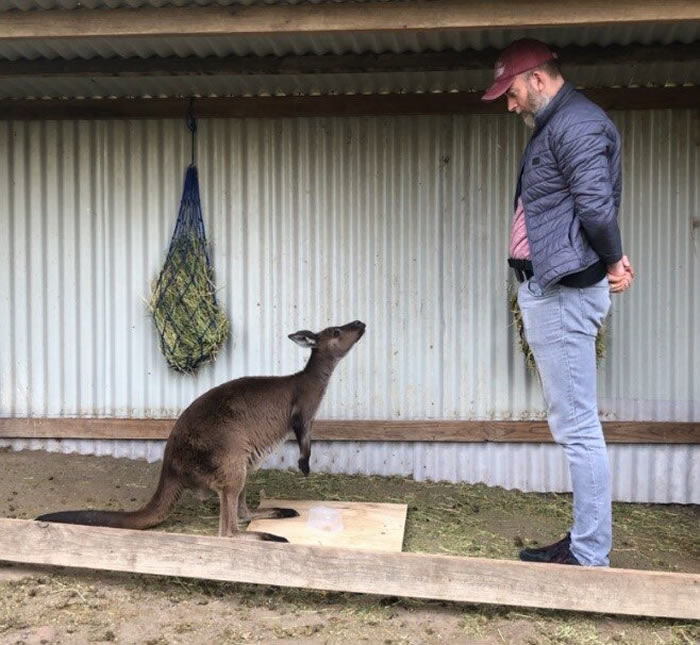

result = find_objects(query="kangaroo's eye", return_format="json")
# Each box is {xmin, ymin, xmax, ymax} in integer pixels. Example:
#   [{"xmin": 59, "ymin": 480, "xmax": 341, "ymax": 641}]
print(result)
[{"xmin": 333, "ymin": 329, "xmax": 341, "ymax": 338}]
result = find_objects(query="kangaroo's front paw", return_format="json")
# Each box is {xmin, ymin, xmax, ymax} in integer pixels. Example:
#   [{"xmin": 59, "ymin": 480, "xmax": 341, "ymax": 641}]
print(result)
[{"xmin": 298, "ymin": 457, "xmax": 310, "ymax": 476}]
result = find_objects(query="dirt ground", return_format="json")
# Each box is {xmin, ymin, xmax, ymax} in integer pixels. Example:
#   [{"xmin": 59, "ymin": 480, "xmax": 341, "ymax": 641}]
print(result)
[{"xmin": 0, "ymin": 449, "xmax": 698, "ymax": 645}]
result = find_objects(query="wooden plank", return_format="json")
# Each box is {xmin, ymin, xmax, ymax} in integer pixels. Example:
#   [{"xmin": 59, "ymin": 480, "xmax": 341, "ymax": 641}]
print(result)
[
  {"xmin": 2, "ymin": 42, "xmax": 697, "ymax": 79},
  {"xmin": 0, "ymin": 94, "xmax": 490, "ymax": 120},
  {"xmin": 0, "ymin": 51, "xmax": 484, "ymax": 78},
  {"xmin": 0, "ymin": 94, "xmax": 503, "ymax": 121},
  {"xmin": 248, "ymin": 500, "xmax": 407, "ymax": 552},
  {"xmin": 317, "ymin": 420, "xmax": 700, "ymax": 444},
  {"xmin": 0, "ymin": 519, "xmax": 697, "ymax": 619},
  {"xmin": 320, "ymin": 420, "xmax": 556, "ymax": 442},
  {"xmin": 1, "ymin": 87, "xmax": 698, "ymax": 121},
  {"xmin": 2, "ymin": 2, "xmax": 700, "ymax": 41},
  {"xmin": 0, "ymin": 51, "xmax": 501, "ymax": 79},
  {"xmin": 0, "ymin": 417, "xmax": 698, "ymax": 443},
  {"xmin": 0, "ymin": 417, "xmax": 175, "ymax": 441},
  {"xmin": 585, "ymin": 86, "xmax": 700, "ymax": 112}
]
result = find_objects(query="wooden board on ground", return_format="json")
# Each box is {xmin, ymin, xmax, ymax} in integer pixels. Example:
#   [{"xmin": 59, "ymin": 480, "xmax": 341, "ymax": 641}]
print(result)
[
  {"xmin": 0, "ymin": 519, "xmax": 698, "ymax": 620},
  {"xmin": 248, "ymin": 500, "xmax": 407, "ymax": 552}
]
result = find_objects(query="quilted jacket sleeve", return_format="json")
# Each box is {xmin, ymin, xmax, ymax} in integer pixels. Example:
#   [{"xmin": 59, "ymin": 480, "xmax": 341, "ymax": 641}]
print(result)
[{"xmin": 552, "ymin": 118, "xmax": 623, "ymax": 265}]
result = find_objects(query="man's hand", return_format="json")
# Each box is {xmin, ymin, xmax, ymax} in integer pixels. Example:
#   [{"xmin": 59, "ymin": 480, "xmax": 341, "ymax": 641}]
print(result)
[{"xmin": 607, "ymin": 255, "xmax": 634, "ymax": 293}]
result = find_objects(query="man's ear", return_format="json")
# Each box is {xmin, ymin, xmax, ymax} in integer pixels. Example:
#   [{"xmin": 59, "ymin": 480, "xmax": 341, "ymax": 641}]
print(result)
[{"xmin": 529, "ymin": 70, "xmax": 547, "ymax": 92}]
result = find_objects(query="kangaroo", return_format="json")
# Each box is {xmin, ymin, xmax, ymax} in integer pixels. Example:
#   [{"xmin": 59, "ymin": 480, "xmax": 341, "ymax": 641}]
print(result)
[{"xmin": 36, "ymin": 320, "xmax": 366, "ymax": 542}]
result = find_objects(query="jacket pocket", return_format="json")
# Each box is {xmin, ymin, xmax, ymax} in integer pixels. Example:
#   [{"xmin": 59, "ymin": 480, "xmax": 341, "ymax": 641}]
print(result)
[{"xmin": 568, "ymin": 215, "xmax": 585, "ymax": 261}]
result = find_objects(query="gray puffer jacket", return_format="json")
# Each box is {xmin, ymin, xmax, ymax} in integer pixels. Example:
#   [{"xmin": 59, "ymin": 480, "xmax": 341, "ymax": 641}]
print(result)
[{"xmin": 517, "ymin": 82, "xmax": 623, "ymax": 288}]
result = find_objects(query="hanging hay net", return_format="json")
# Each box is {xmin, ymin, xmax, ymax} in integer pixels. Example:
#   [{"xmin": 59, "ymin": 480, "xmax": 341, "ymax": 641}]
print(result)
[
  {"xmin": 149, "ymin": 165, "xmax": 230, "ymax": 374},
  {"xmin": 508, "ymin": 286, "xmax": 607, "ymax": 374}
]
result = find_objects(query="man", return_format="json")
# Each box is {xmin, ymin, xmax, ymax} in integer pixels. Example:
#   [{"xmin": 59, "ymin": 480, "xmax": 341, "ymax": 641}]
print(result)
[{"xmin": 482, "ymin": 39, "xmax": 634, "ymax": 567}]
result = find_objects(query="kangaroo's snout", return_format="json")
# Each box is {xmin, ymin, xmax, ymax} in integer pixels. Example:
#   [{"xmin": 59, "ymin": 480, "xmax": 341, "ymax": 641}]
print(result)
[
  {"xmin": 336, "ymin": 320, "xmax": 366, "ymax": 354},
  {"xmin": 340, "ymin": 320, "xmax": 366, "ymax": 340}
]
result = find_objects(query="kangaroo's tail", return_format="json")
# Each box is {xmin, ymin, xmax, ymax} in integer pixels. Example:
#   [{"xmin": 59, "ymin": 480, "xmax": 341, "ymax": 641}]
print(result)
[{"xmin": 36, "ymin": 465, "xmax": 183, "ymax": 530}]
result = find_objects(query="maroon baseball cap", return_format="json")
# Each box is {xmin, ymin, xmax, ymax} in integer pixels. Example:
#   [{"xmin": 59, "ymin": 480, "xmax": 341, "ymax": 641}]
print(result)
[{"xmin": 481, "ymin": 39, "xmax": 557, "ymax": 102}]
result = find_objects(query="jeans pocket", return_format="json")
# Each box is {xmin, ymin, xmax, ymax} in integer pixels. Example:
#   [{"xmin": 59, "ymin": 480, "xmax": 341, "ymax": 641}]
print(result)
[
  {"xmin": 526, "ymin": 278, "xmax": 542, "ymax": 297},
  {"xmin": 580, "ymin": 282, "xmax": 612, "ymax": 334},
  {"xmin": 526, "ymin": 278, "xmax": 556, "ymax": 299}
]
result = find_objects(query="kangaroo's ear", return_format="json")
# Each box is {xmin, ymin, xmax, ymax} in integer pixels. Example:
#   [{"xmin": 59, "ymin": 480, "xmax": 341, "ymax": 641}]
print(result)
[{"xmin": 288, "ymin": 331, "xmax": 319, "ymax": 348}]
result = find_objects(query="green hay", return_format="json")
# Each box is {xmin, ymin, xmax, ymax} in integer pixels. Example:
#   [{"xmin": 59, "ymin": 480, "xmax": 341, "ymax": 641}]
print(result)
[
  {"xmin": 509, "ymin": 287, "xmax": 607, "ymax": 374},
  {"xmin": 149, "ymin": 234, "xmax": 229, "ymax": 374}
]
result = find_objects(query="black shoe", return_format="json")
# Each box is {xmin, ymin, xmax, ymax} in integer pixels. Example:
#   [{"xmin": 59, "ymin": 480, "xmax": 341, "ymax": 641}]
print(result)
[
  {"xmin": 551, "ymin": 548, "xmax": 581, "ymax": 565},
  {"xmin": 519, "ymin": 533, "xmax": 573, "ymax": 563}
]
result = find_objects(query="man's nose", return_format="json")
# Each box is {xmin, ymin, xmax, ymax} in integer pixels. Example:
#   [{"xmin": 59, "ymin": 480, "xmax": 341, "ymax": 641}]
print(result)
[{"xmin": 506, "ymin": 96, "xmax": 517, "ymax": 112}]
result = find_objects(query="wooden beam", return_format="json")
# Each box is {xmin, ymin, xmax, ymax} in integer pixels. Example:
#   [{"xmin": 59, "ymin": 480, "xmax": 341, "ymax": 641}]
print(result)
[
  {"xmin": 1, "ymin": 86, "xmax": 698, "ymax": 120},
  {"xmin": 584, "ymin": 86, "xmax": 700, "ymax": 111},
  {"xmin": 0, "ymin": 51, "xmax": 499, "ymax": 79},
  {"xmin": 0, "ymin": 93, "xmax": 496, "ymax": 121},
  {"xmin": 1, "ymin": 417, "xmax": 697, "ymax": 444},
  {"xmin": 1, "ymin": 42, "xmax": 697, "ymax": 79},
  {"xmin": 2, "ymin": 2, "xmax": 700, "ymax": 41},
  {"xmin": 315, "ymin": 420, "xmax": 700, "ymax": 444},
  {"xmin": 0, "ymin": 519, "xmax": 697, "ymax": 619},
  {"xmin": 0, "ymin": 417, "xmax": 175, "ymax": 441}
]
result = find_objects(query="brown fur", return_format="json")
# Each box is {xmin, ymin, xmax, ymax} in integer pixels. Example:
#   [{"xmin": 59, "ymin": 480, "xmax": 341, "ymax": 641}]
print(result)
[{"xmin": 36, "ymin": 320, "xmax": 366, "ymax": 542}]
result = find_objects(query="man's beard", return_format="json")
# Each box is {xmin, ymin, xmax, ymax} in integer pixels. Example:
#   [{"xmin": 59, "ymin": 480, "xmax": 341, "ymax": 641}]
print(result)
[{"xmin": 521, "ymin": 88, "xmax": 550, "ymax": 129}]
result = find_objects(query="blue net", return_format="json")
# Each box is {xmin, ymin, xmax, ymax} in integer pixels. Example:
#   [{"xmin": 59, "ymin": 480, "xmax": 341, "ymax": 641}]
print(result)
[{"xmin": 149, "ymin": 164, "xmax": 230, "ymax": 373}]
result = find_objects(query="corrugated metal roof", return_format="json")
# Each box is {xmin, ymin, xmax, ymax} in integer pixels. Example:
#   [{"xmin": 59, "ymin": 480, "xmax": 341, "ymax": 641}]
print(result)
[
  {"xmin": 1, "ymin": 2, "xmax": 698, "ymax": 100},
  {"xmin": 1, "ymin": 19, "xmax": 698, "ymax": 99},
  {"xmin": 2, "ymin": 24, "xmax": 699, "ymax": 61}
]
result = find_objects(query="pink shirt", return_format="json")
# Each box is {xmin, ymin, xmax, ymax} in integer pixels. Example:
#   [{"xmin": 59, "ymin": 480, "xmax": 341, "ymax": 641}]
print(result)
[{"xmin": 509, "ymin": 197, "xmax": 531, "ymax": 260}]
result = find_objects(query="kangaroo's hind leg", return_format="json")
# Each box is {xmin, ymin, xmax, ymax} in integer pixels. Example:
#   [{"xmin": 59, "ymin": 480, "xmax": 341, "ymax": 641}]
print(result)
[
  {"xmin": 236, "ymin": 484, "xmax": 299, "ymax": 523},
  {"xmin": 217, "ymin": 466, "xmax": 289, "ymax": 542}
]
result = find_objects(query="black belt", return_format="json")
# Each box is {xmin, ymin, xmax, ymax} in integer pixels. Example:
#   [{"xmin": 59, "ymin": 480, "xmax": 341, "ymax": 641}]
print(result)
[
  {"xmin": 508, "ymin": 258, "xmax": 533, "ymax": 283},
  {"xmin": 508, "ymin": 259, "xmax": 607, "ymax": 287}
]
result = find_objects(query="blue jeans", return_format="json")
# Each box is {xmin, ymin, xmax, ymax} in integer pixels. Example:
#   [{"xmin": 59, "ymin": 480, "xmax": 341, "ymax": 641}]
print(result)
[{"xmin": 518, "ymin": 276, "xmax": 612, "ymax": 566}]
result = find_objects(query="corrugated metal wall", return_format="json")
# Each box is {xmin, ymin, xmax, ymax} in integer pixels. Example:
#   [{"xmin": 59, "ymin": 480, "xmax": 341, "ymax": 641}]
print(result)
[
  {"xmin": 1, "ymin": 111, "xmax": 698, "ymax": 502},
  {"xmin": 601, "ymin": 111, "xmax": 699, "ymax": 422}
]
